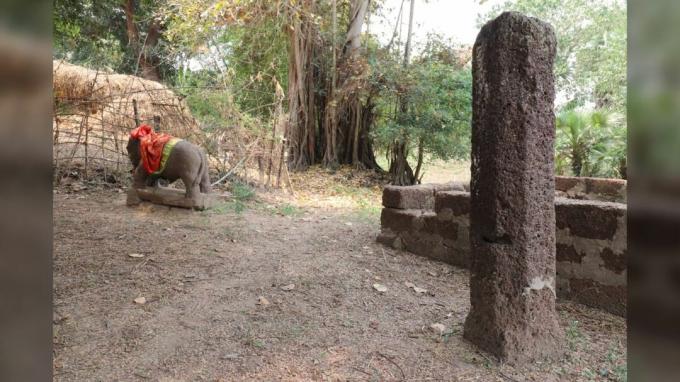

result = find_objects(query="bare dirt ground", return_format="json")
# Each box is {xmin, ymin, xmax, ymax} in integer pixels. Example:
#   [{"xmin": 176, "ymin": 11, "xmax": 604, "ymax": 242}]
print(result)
[{"xmin": 53, "ymin": 170, "xmax": 626, "ymax": 382}]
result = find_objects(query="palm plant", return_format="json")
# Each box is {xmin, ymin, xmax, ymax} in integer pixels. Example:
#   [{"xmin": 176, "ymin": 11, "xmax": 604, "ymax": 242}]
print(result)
[{"xmin": 555, "ymin": 109, "xmax": 626, "ymax": 178}]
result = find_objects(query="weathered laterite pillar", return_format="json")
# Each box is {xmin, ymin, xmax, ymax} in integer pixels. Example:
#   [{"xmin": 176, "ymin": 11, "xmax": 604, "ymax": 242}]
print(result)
[{"xmin": 463, "ymin": 12, "xmax": 564, "ymax": 363}]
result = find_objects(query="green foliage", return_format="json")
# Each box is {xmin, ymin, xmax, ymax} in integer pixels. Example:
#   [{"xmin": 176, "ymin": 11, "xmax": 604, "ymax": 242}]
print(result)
[
  {"xmin": 556, "ymin": 109, "xmax": 625, "ymax": 178},
  {"xmin": 407, "ymin": 62, "xmax": 473, "ymax": 161},
  {"xmin": 481, "ymin": 0, "xmax": 627, "ymax": 114},
  {"xmin": 276, "ymin": 203, "xmax": 302, "ymax": 217},
  {"xmin": 54, "ymin": 0, "xmax": 175, "ymax": 77},
  {"xmin": 54, "ymin": 0, "xmax": 627, "ymax": 181},
  {"xmin": 211, "ymin": 181, "xmax": 256, "ymax": 214},
  {"xmin": 53, "ymin": 0, "xmax": 128, "ymax": 69},
  {"xmin": 175, "ymin": 70, "xmax": 240, "ymax": 128},
  {"xmin": 355, "ymin": 197, "xmax": 381, "ymax": 223},
  {"xmin": 231, "ymin": 181, "xmax": 256, "ymax": 201},
  {"xmin": 372, "ymin": 35, "xmax": 473, "ymax": 170},
  {"xmin": 565, "ymin": 320, "xmax": 585, "ymax": 350},
  {"xmin": 164, "ymin": 0, "xmax": 290, "ymax": 120}
]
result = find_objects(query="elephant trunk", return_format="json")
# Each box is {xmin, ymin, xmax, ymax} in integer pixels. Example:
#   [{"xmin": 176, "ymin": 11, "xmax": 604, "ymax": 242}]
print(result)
[{"xmin": 127, "ymin": 138, "xmax": 141, "ymax": 168}]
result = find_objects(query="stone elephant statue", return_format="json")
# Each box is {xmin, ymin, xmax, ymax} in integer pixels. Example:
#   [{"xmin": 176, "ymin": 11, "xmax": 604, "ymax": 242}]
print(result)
[{"xmin": 126, "ymin": 125, "xmax": 211, "ymax": 199}]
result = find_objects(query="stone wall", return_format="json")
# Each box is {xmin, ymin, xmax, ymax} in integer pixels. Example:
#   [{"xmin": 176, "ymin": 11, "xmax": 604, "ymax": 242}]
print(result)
[
  {"xmin": 377, "ymin": 178, "xmax": 627, "ymax": 316},
  {"xmin": 555, "ymin": 176, "xmax": 626, "ymax": 203}
]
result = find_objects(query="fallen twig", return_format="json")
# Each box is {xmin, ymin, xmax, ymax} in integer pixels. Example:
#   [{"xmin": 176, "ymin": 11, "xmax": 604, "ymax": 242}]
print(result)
[
  {"xmin": 377, "ymin": 351, "xmax": 406, "ymax": 381},
  {"xmin": 476, "ymin": 351, "xmax": 521, "ymax": 382},
  {"xmin": 212, "ymin": 139, "xmax": 260, "ymax": 186}
]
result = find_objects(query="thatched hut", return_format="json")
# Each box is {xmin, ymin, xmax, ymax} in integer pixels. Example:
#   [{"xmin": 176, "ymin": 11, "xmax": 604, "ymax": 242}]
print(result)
[{"xmin": 53, "ymin": 60, "xmax": 201, "ymax": 182}]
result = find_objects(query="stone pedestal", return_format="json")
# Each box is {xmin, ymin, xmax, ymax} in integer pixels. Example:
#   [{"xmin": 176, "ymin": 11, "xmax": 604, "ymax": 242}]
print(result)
[
  {"xmin": 127, "ymin": 186, "xmax": 215, "ymax": 210},
  {"xmin": 463, "ymin": 11, "xmax": 564, "ymax": 363}
]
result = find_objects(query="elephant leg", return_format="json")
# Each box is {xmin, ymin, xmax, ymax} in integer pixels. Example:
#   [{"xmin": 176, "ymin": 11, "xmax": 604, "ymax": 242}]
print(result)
[
  {"xmin": 182, "ymin": 173, "xmax": 201, "ymax": 200},
  {"xmin": 132, "ymin": 164, "xmax": 147, "ymax": 188}
]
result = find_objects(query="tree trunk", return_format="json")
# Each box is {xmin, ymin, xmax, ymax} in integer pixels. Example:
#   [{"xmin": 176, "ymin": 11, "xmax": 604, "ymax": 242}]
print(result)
[
  {"xmin": 352, "ymin": 103, "xmax": 362, "ymax": 166},
  {"xmin": 572, "ymin": 149, "xmax": 583, "ymax": 176},
  {"xmin": 123, "ymin": 0, "xmax": 161, "ymax": 81},
  {"xmin": 343, "ymin": 0, "xmax": 370, "ymax": 56},
  {"xmin": 389, "ymin": 142, "xmax": 415, "ymax": 185},
  {"xmin": 413, "ymin": 137, "xmax": 424, "ymax": 183},
  {"xmin": 286, "ymin": 2, "xmax": 315, "ymax": 170},
  {"xmin": 323, "ymin": 0, "xmax": 339, "ymax": 167},
  {"xmin": 389, "ymin": 0, "xmax": 417, "ymax": 185},
  {"xmin": 334, "ymin": 0, "xmax": 375, "ymax": 168},
  {"xmin": 403, "ymin": 0, "xmax": 415, "ymax": 67}
]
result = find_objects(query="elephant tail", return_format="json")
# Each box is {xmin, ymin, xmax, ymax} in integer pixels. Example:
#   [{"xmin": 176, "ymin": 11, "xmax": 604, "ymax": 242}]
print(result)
[{"xmin": 198, "ymin": 149, "xmax": 212, "ymax": 193}]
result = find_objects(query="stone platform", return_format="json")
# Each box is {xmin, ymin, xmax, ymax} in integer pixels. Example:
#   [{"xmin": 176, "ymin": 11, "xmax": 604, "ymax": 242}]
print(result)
[{"xmin": 377, "ymin": 178, "xmax": 627, "ymax": 316}]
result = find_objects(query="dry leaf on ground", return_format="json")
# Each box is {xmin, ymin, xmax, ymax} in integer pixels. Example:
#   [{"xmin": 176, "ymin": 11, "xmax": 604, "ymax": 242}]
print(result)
[
  {"xmin": 257, "ymin": 296, "xmax": 270, "ymax": 305},
  {"xmin": 405, "ymin": 281, "xmax": 427, "ymax": 294},
  {"xmin": 430, "ymin": 323, "xmax": 446, "ymax": 335}
]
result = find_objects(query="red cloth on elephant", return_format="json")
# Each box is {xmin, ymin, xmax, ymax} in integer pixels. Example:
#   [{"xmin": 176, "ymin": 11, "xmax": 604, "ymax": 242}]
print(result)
[{"xmin": 130, "ymin": 124, "xmax": 175, "ymax": 174}]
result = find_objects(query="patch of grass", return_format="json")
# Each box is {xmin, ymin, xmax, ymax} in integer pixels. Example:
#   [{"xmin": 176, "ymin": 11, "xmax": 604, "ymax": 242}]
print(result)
[
  {"xmin": 581, "ymin": 368, "xmax": 597, "ymax": 380},
  {"xmin": 566, "ymin": 320, "xmax": 585, "ymax": 350},
  {"xmin": 231, "ymin": 181, "xmax": 255, "ymax": 201},
  {"xmin": 327, "ymin": 182, "xmax": 382, "ymax": 222},
  {"xmin": 289, "ymin": 325, "xmax": 305, "ymax": 337},
  {"xmin": 210, "ymin": 181, "xmax": 256, "ymax": 215},
  {"xmin": 277, "ymin": 203, "xmax": 302, "ymax": 217},
  {"xmin": 355, "ymin": 197, "xmax": 381, "ymax": 222},
  {"xmin": 606, "ymin": 346, "xmax": 627, "ymax": 382},
  {"xmin": 612, "ymin": 364, "xmax": 627, "ymax": 382},
  {"xmin": 212, "ymin": 200, "xmax": 247, "ymax": 214},
  {"xmin": 251, "ymin": 339, "xmax": 265, "ymax": 349},
  {"xmin": 241, "ymin": 325, "xmax": 266, "ymax": 349}
]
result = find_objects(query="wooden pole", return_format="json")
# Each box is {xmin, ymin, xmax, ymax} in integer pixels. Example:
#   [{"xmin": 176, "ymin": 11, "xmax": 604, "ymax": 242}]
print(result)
[{"xmin": 132, "ymin": 99, "xmax": 140, "ymax": 127}]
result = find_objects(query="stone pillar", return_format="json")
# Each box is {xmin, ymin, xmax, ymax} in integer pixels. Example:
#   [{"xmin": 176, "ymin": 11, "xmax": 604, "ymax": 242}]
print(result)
[{"xmin": 463, "ymin": 12, "xmax": 564, "ymax": 363}]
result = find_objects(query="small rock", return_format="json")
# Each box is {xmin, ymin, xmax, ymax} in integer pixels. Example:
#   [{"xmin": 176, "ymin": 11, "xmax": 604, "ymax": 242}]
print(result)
[
  {"xmin": 373, "ymin": 283, "xmax": 388, "ymax": 293},
  {"xmin": 128, "ymin": 253, "xmax": 144, "ymax": 258},
  {"xmin": 134, "ymin": 297, "xmax": 147, "ymax": 305},
  {"xmin": 280, "ymin": 284, "xmax": 295, "ymax": 291}
]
